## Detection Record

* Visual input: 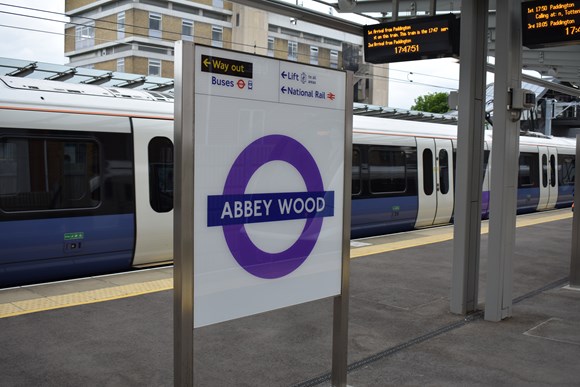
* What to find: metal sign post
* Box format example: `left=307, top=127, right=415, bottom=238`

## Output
left=332, top=72, right=353, bottom=387
left=174, top=41, right=195, bottom=387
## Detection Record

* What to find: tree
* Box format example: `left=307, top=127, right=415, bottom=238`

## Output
left=410, top=92, right=450, bottom=113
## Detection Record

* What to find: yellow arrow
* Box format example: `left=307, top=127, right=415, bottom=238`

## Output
left=203, top=57, right=211, bottom=68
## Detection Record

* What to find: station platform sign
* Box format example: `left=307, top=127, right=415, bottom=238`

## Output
left=176, top=44, right=349, bottom=328
left=363, top=14, right=460, bottom=64
left=522, top=0, right=580, bottom=48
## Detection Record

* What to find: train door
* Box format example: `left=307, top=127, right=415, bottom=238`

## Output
left=416, top=138, right=454, bottom=227
left=132, top=118, right=174, bottom=266
left=538, top=146, right=558, bottom=210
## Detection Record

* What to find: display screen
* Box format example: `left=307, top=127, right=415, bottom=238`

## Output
left=363, top=14, right=459, bottom=64
left=522, top=0, right=580, bottom=48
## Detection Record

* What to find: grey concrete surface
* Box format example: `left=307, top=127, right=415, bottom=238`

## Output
left=0, top=214, right=578, bottom=386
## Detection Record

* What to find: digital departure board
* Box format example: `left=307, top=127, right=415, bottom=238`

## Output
left=522, top=0, right=580, bottom=48
left=363, top=14, right=460, bottom=64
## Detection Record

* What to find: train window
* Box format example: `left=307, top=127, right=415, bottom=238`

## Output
left=352, top=147, right=361, bottom=195
left=369, top=148, right=406, bottom=194
left=0, top=137, right=100, bottom=212
left=550, top=154, right=556, bottom=187
left=542, top=154, right=548, bottom=188
left=439, top=149, right=449, bottom=194
left=423, top=149, right=434, bottom=196
left=558, top=155, right=575, bottom=186
left=518, top=153, right=539, bottom=188
left=148, top=137, right=174, bottom=213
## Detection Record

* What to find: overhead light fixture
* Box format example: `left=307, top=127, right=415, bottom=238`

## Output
left=337, top=0, right=357, bottom=12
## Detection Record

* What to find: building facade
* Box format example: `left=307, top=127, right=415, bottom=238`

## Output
left=65, top=0, right=388, bottom=105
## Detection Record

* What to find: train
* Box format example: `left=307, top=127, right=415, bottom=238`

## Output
left=0, top=75, right=575, bottom=288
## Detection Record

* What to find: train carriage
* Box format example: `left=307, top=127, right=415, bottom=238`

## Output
left=0, top=76, right=575, bottom=287
left=0, top=76, right=174, bottom=287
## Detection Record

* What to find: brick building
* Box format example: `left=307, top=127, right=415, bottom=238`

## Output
left=64, top=0, right=388, bottom=104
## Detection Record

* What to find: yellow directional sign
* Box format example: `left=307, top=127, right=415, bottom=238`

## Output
left=522, top=0, right=580, bottom=48
left=201, top=55, right=253, bottom=78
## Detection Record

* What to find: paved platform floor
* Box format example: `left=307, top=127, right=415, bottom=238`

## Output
left=0, top=209, right=578, bottom=386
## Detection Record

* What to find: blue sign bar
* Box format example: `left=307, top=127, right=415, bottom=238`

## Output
left=207, top=191, right=334, bottom=227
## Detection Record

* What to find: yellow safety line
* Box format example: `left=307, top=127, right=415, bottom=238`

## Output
left=351, top=233, right=454, bottom=258
left=0, top=211, right=572, bottom=319
left=351, top=211, right=572, bottom=259
left=0, top=278, right=172, bottom=319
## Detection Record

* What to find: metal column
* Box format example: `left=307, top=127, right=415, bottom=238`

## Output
left=543, top=100, right=554, bottom=136
left=571, top=135, right=580, bottom=288
left=484, top=1, right=523, bottom=322
left=331, top=72, right=353, bottom=387
left=174, top=41, right=196, bottom=387
left=451, top=0, right=488, bottom=315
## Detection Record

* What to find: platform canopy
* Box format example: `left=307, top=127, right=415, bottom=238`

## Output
left=310, top=0, right=580, bottom=91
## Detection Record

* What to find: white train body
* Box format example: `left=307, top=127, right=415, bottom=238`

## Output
left=0, top=76, right=575, bottom=287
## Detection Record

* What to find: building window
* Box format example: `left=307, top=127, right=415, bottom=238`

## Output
left=310, top=46, right=319, bottom=65
left=212, top=26, right=223, bottom=48
left=213, top=0, right=224, bottom=8
left=182, top=19, right=193, bottom=41
left=117, top=12, right=125, bottom=39
left=330, top=50, right=338, bottom=69
left=267, top=37, right=274, bottom=57
left=148, top=59, right=161, bottom=76
left=75, top=22, right=95, bottom=50
left=288, top=41, right=298, bottom=61
left=117, top=58, right=125, bottom=72
left=149, top=13, right=162, bottom=38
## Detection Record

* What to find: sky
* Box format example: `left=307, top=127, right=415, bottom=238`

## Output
left=0, top=0, right=470, bottom=110
left=0, top=1, right=67, bottom=64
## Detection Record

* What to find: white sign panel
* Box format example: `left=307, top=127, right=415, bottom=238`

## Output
left=191, top=45, right=346, bottom=327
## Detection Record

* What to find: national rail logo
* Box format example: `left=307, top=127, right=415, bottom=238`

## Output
left=207, top=134, right=335, bottom=279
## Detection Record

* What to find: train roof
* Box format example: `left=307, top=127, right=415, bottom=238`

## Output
left=353, top=115, right=576, bottom=150
left=0, top=76, right=173, bottom=119
left=0, top=75, right=577, bottom=151
left=354, top=115, right=459, bottom=139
